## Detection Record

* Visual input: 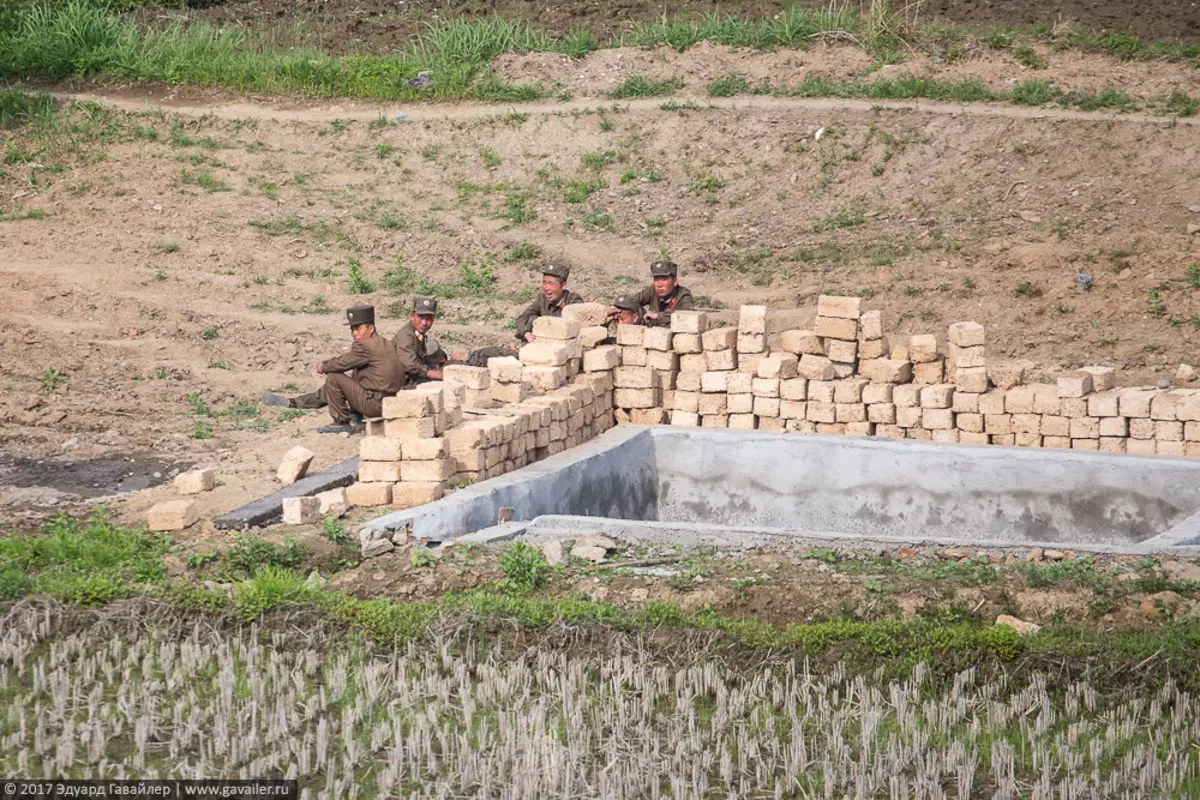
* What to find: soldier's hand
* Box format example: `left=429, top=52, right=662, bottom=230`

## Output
left=523, top=332, right=537, bottom=343
left=645, top=312, right=659, bottom=321
left=427, top=369, right=444, bottom=380
left=315, top=360, right=325, bottom=374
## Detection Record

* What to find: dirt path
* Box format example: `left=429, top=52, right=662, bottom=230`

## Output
left=56, top=88, right=1200, bottom=128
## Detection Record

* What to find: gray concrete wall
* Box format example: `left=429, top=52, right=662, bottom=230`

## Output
left=367, top=426, right=657, bottom=541
left=650, top=429, right=1200, bottom=546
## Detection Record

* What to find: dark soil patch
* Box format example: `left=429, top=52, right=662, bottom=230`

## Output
left=169, top=0, right=1200, bottom=56
left=0, top=454, right=181, bottom=498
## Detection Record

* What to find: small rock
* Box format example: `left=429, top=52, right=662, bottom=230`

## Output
left=1162, top=560, right=1200, bottom=583
left=1178, top=364, right=1197, bottom=383
left=939, top=548, right=973, bottom=560
left=303, top=570, right=326, bottom=589
left=1140, top=591, right=1182, bottom=618
left=315, top=487, right=349, bottom=517
left=1019, top=210, right=1041, bottom=223
left=1188, top=204, right=1200, bottom=213
left=1158, top=379, right=1172, bottom=389
left=1043, top=549, right=1065, bottom=561
left=277, top=446, right=315, bottom=485
left=60, top=437, right=78, bottom=450
left=574, top=534, right=617, bottom=551
left=898, top=547, right=918, bottom=559
left=1188, top=223, right=1200, bottom=236
left=175, top=468, right=216, bottom=495
left=357, top=527, right=383, bottom=546
left=630, top=588, right=649, bottom=605
left=540, top=539, right=564, bottom=567
left=1024, top=547, right=1045, bottom=563
left=361, top=538, right=395, bottom=558
left=995, top=614, right=1041, bottom=636
left=570, top=544, right=608, bottom=563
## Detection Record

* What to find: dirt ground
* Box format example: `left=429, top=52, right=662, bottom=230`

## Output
left=1, top=40, right=1199, bottom=531
left=174, top=0, right=1200, bottom=55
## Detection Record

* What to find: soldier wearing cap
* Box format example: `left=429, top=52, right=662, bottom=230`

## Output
left=309, top=305, right=404, bottom=426
left=633, top=260, right=693, bottom=328
left=514, top=264, right=584, bottom=342
left=598, top=294, right=643, bottom=345
left=392, top=295, right=445, bottom=385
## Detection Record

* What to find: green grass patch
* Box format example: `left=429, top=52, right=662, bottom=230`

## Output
left=610, top=75, right=684, bottom=99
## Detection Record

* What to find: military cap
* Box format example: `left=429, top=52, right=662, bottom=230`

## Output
left=541, top=264, right=570, bottom=281
left=413, top=295, right=439, bottom=316
left=650, top=260, right=678, bottom=278
left=345, top=305, right=375, bottom=326
left=613, top=294, right=641, bottom=313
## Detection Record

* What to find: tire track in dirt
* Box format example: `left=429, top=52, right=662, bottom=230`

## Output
left=55, top=89, right=1200, bottom=127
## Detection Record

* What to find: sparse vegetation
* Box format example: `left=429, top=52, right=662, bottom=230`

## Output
left=347, top=258, right=376, bottom=294
left=610, top=75, right=684, bottom=99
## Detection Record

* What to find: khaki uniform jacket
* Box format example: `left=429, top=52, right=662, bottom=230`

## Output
left=320, top=333, right=403, bottom=395
left=635, top=285, right=694, bottom=328
left=391, top=320, right=435, bottom=384
left=514, top=289, right=585, bottom=340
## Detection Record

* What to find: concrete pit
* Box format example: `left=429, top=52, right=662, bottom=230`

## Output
left=366, top=427, right=1200, bottom=554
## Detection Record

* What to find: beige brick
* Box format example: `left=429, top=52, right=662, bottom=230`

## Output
left=737, top=354, right=763, bottom=375
left=1060, top=397, right=1088, bottom=418
left=402, top=459, right=450, bottom=483
left=989, top=363, right=1028, bottom=390
left=1032, top=385, right=1060, bottom=415
left=955, top=367, right=989, bottom=393
left=583, top=346, right=620, bottom=372
left=697, top=393, right=728, bottom=415
left=737, top=332, right=766, bottom=353
left=639, top=327, right=671, bottom=351
left=403, top=438, right=448, bottom=460
left=1152, top=390, right=1188, bottom=421
left=1079, top=366, right=1116, bottom=392
left=671, top=410, right=700, bottom=427
left=281, top=496, right=320, bottom=525
left=462, top=389, right=494, bottom=409
left=644, top=350, right=676, bottom=372
left=893, top=384, right=920, bottom=408
left=858, top=339, right=885, bottom=360
left=392, top=482, right=444, bottom=508
left=580, top=326, right=610, bottom=348
left=347, top=481, right=392, bottom=507
left=859, top=310, right=883, bottom=340
left=1157, top=420, right=1185, bottom=441
left=1152, top=439, right=1183, bottom=455
left=831, top=379, right=865, bottom=404
left=1042, top=436, right=1071, bottom=449
left=728, top=413, right=757, bottom=429
left=1119, top=390, right=1157, bottom=418
left=1126, top=438, right=1157, bottom=455
left=695, top=372, right=723, bottom=394
left=1002, top=385, right=1035, bottom=414
left=361, top=436, right=404, bottom=462
left=738, top=305, right=767, bottom=335
left=382, top=393, right=432, bottom=420
left=616, top=325, right=645, bottom=347
left=487, top=356, right=523, bottom=383
left=908, top=428, right=933, bottom=441
left=920, top=384, right=954, bottom=409
left=817, top=294, right=862, bottom=320
left=960, top=431, right=991, bottom=445
left=386, top=416, right=439, bottom=439
left=613, top=366, right=658, bottom=389
left=757, top=354, right=797, bottom=380
left=860, top=383, right=891, bottom=404
left=845, top=421, right=873, bottom=437
left=780, top=399, right=807, bottom=419
left=676, top=373, right=701, bottom=392
left=985, top=414, right=1012, bottom=435
left=491, top=381, right=532, bottom=404
left=702, top=327, right=737, bottom=351
left=780, top=378, right=808, bottom=401
left=889, top=337, right=911, bottom=361
left=1179, top=394, right=1200, bottom=422
left=825, top=339, right=858, bottom=364
left=781, top=329, right=823, bottom=356
left=522, top=365, right=566, bottom=392
left=819, top=422, right=849, bottom=436
left=360, top=461, right=403, bottom=483
left=443, top=364, right=490, bottom=390
left=913, top=360, right=945, bottom=385
left=922, top=408, right=954, bottom=430
left=1012, top=414, right=1042, bottom=435
left=1186, top=422, right=1200, bottom=442
left=1072, top=439, right=1100, bottom=451
left=807, top=381, right=834, bottom=404
left=1189, top=443, right=1200, bottom=458
left=835, top=403, right=866, bottom=423
left=909, top=335, right=939, bottom=363
left=277, top=446, right=315, bottom=485
left=952, top=392, right=980, bottom=413
left=521, top=341, right=573, bottom=367
left=875, top=424, right=905, bottom=439
left=1129, top=418, right=1155, bottom=440
left=620, top=346, right=648, bottom=367
left=670, top=310, right=708, bottom=334
left=856, top=360, right=909, bottom=385
left=614, top=388, right=660, bottom=408
left=867, top=403, right=895, bottom=424
left=949, top=344, right=987, bottom=369
left=175, top=468, right=215, bottom=495
left=701, top=413, right=729, bottom=428
left=815, top=316, right=858, bottom=341
left=808, top=401, right=836, bottom=423
left=1057, top=373, right=1093, bottom=398
left=896, top=406, right=922, bottom=428
left=933, top=429, right=961, bottom=443
left=798, top=355, right=836, bottom=381
left=752, top=378, right=781, bottom=398
left=728, top=393, right=754, bottom=414
left=676, top=354, right=705, bottom=374
left=1041, top=415, right=1070, bottom=437
left=672, top=333, right=702, bottom=354
left=705, top=348, right=737, bottom=371
left=1070, top=417, right=1099, bottom=439
left=1084, top=391, right=1118, bottom=418
left=1014, top=431, right=1041, bottom=448
left=947, top=321, right=986, bottom=348
left=726, top=373, right=753, bottom=394
left=1099, top=416, right=1128, bottom=437
left=148, top=499, right=197, bottom=531
left=754, top=396, right=781, bottom=417
left=992, top=433, right=1016, bottom=446
left=956, top=413, right=984, bottom=433
left=1099, top=437, right=1127, bottom=453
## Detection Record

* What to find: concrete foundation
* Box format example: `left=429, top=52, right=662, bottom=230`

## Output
left=366, top=426, right=1200, bottom=553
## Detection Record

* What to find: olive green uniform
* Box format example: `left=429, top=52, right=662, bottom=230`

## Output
left=392, top=320, right=440, bottom=386
left=634, top=285, right=693, bottom=328
left=320, top=334, right=403, bottom=423
left=514, top=289, right=585, bottom=341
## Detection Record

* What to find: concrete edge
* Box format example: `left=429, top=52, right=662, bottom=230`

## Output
left=212, top=457, right=360, bottom=530
left=498, top=514, right=1200, bottom=557
left=1138, top=506, right=1200, bottom=549
left=363, top=425, right=653, bottom=538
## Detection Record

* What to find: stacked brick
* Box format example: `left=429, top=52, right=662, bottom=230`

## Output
left=519, top=317, right=581, bottom=393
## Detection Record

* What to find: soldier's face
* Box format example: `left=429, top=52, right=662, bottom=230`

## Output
left=411, top=312, right=435, bottom=334
left=542, top=276, right=566, bottom=302
left=616, top=309, right=638, bottom=325
left=653, top=276, right=677, bottom=297
left=350, top=323, right=374, bottom=341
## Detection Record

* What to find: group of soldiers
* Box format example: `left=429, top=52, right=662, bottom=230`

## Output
left=262, top=260, right=693, bottom=430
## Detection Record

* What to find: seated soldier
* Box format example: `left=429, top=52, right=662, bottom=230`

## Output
left=392, top=295, right=444, bottom=386
left=599, top=294, right=644, bottom=345
left=634, top=259, right=693, bottom=328
left=314, top=305, right=403, bottom=430
left=514, top=264, right=584, bottom=342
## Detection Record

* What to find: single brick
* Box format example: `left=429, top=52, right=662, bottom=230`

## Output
left=561, top=302, right=610, bottom=328
left=738, top=305, right=767, bottom=334
left=361, top=436, right=404, bottom=462
left=949, top=344, right=987, bottom=369
left=698, top=393, right=728, bottom=415
left=175, top=468, right=215, bottom=495
left=670, top=310, right=708, bottom=334
left=814, top=316, right=858, bottom=341
left=443, top=365, right=490, bottom=390
left=952, top=392, right=980, bottom=413
left=913, top=361, right=945, bottom=385
left=613, top=366, right=658, bottom=389
left=1072, top=439, right=1100, bottom=451
left=1088, top=391, right=1121, bottom=418
left=520, top=341, right=571, bottom=367
left=1004, top=386, right=1037, bottom=414
left=868, top=403, right=896, bottom=424
left=961, top=431, right=991, bottom=445
left=674, top=391, right=700, bottom=413
left=728, top=413, right=757, bottom=429
left=825, top=339, right=858, bottom=364
left=701, top=327, right=738, bottom=351
left=835, top=403, right=866, bottom=423
left=859, top=359, right=913, bottom=384
left=402, top=459, right=450, bottom=483
left=862, top=383, right=893, bottom=404
left=583, top=345, right=621, bottom=372
left=909, top=335, right=939, bottom=363
left=728, top=394, right=754, bottom=414
left=346, top=481, right=392, bottom=507
left=384, top=417, right=437, bottom=439
left=643, top=326, right=674, bottom=351
left=147, top=499, right=197, bottom=531
left=780, top=399, right=807, bottom=419
left=672, top=333, right=702, bottom=354
left=985, top=414, right=1012, bottom=435
left=1041, top=415, right=1070, bottom=437
left=533, top=316, right=581, bottom=341
left=1059, top=397, right=1088, bottom=418
left=858, top=340, right=885, bottom=360
left=359, top=461, right=403, bottom=483
left=816, top=294, right=862, bottom=320
left=381, top=392, right=433, bottom=420
left=700, top=371, right=729, bottom=393
left=947, top=321, right=986, bottom=348
left=621, top=346, right=648, bottom=367
left=955, top=367, right=989, bottom=394
left=316, top=488, right=349, bottom=517
left=895, top=406, right=922, bottom=428
left=1099, top=417, right=1128, bottom=437
left=893, top=384, right=921, bottom=408
left=281, top=496, right=320, bottom=525
left=1079, top=366, right=1116, bottom=392
left=752, top=378, right=781, bottom=398
left=1070, top=417, right=1100, bottom=439
left=737, top=333, right=766, bottom=354
left=403, top=437, right=448, bottom=460
left=392, top=482, right=445, bottom=508
left=671, top=410, right=700, bottom=427
left=1057, top=373, right=1093, bottom=398
left=988, top=363, right=1028, bottom=390
left=679, top=354, right=708, bottom=374
left=706, top=348, right=737, bottom=371
left=277, top=446, right=315, bottom=485
left=808, top=401, right=837, bottom=424
left=701, top=413, right=730, bottom=428
left=781, top=329, right=824, bottom=355
left=859, top=310, right=883, bottom=340
left=1042, top=436, right=1071, bottom=449
left=1012, top=413, right=1041, bottom=434
left=754, top=396, right=781, bottom=418
left=1157, top=420, right=1185, bottom=441
left=956, top=413, right=984, bottom=433
left=487, top=356, right=523, bottom=383
left=580, top=326, right=610, bottom=348
left=614, top=387, right=660, bottom=408
left=1099, top=437, right=1127, bottom=454
left=491, top=382, right=532, bottom=404
left=737, top=354, right=763, bottom=375
left=922, top=408, right=954, bottom=430
left=920, top=384, right=955, bottom=409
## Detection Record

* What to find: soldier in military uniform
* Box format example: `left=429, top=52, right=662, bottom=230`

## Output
left=392, top=295, right=444, bottom=386
left=296, top=305, right=404, bottom=429
left=633, top=260, right=693, bottom=328
left=514, top=264, right=584, bottom=342
left=598, top=294, right=643, bottom=345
